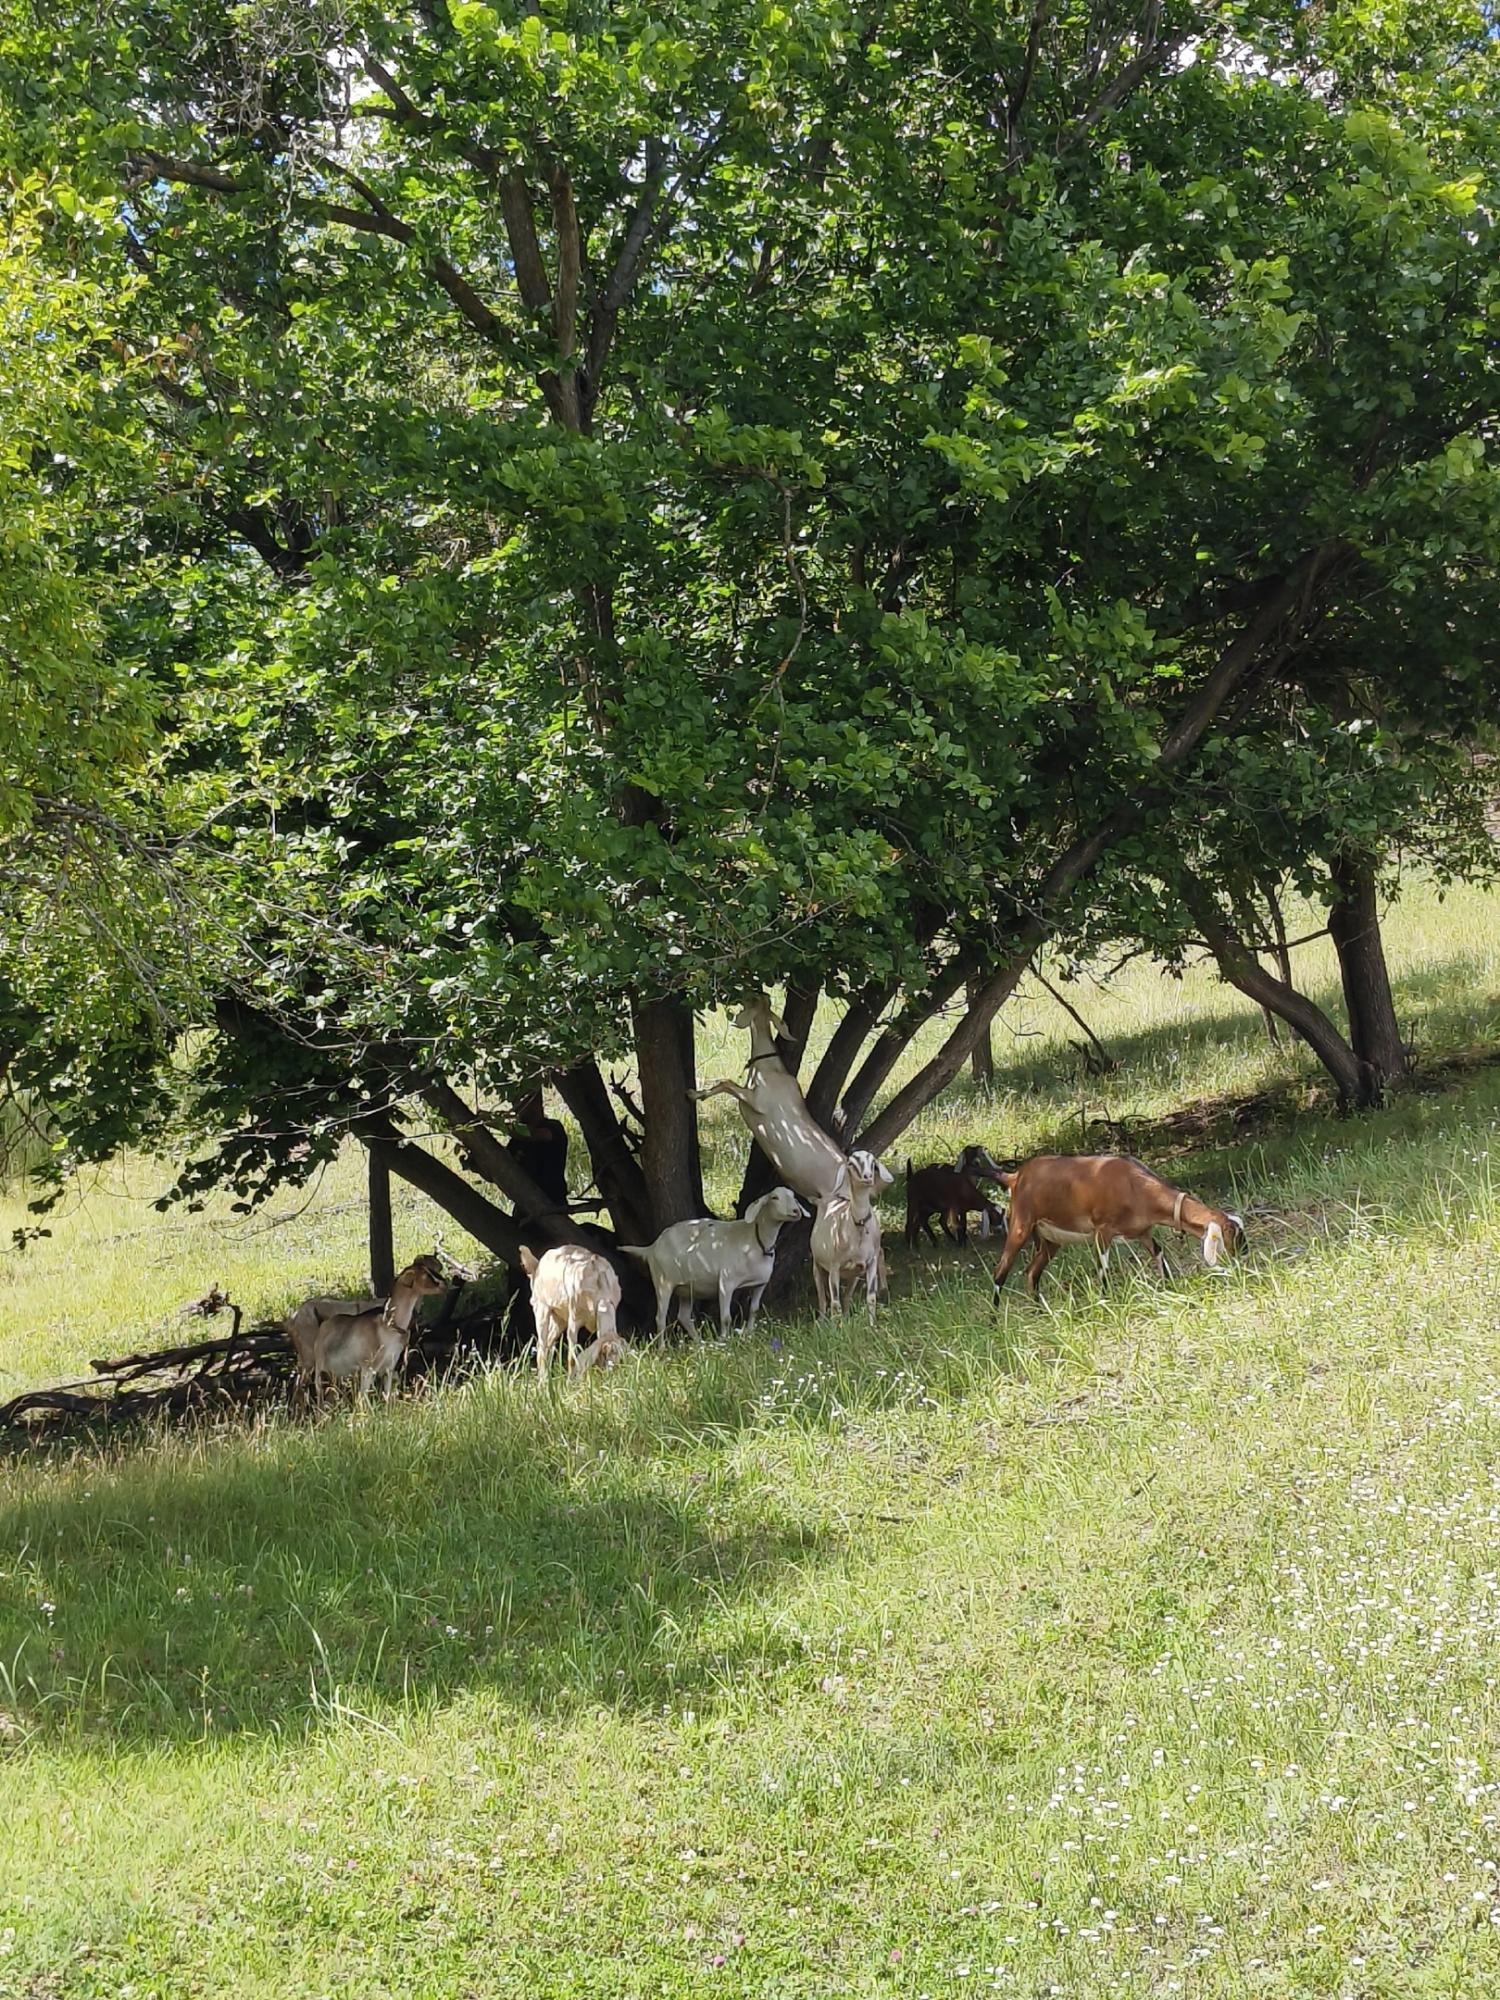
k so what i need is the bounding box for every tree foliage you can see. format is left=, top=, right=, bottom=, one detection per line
left=0, top=0, right=1495, bottom=1237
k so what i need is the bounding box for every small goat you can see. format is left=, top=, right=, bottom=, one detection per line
left=284, top=1287, right=378, bottom=1378
left=812, top=1149, right=893, bottom=1322
left=305, top=1256, right=449, bottom=1401
left=691, top=996, right=847, bottom=1203
left=520, top=1244, right=622, bottom=1379
left=991, top=1154, right=1246, bottom=1299
left=904, top=1144, right=1007, bottom=1249
left=622, top=1185, right=807, bottom=1339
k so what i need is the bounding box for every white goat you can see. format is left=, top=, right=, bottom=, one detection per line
left=691, top=996, right=847, bottom=1203
left=306, top=1257, right=449, bottom=1401
left=811, top=1148, right=893, bottom=1322
left=622, top=1185, right=808, bottom=1339
left=520, top=1244, right=622, bottom=1379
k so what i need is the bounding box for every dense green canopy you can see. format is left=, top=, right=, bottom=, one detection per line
left=0, top=0, right=1495, bottom=1239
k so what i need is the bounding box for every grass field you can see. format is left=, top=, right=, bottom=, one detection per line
left=3, top=879, right=1500, bottom=1997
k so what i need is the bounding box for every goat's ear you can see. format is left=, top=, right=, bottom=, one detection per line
left=769, top=1007, right=789, bottom=1038
left=519, top=1247, right=539, bottom=1276
left=1202, top=1221, right=1223, bottom=1267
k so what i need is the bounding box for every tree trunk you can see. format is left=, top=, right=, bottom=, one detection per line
left=841, top=960, right=966, bottom=1136
left=970, top=983, right=994, bottom=1087
left=368, top=1147, right=395, bottom=1297
left=1181, top=882, right=1375, bottom=1108
left=419, top=1075, right=591, bottom=1245
left=632, top=993, right=706, bottom=1228
left=552, top=1060, right=654, bottom=1244
left=361, top=1126, right=530, bottom=1263
left=1328, top=852, right=1408, bottom=1096
left=805, top=980, right=894, bottom=1129
left=856, top=541, right=1350, bottom=1155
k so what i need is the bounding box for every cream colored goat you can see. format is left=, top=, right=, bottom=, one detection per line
left=811, top=1148, right=893, bottom=1322
left=690, top=996, right=847, bottom=1202
left=622, top=1185, right=807, bottom=1338
left=520, top=1244, right=622, bottom=1379
left=306, top=1257, right=449, bottom=1401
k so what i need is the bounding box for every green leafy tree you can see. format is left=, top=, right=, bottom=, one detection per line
left=0, top=0, right=1495, bottom=1249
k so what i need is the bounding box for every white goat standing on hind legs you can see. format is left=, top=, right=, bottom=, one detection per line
left=689, top=995, right=848, bottom=1203
left=812, top=1149, right=894, bottom=1323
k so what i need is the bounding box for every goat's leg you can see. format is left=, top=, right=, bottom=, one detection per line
left=717, top=1277, right=735, bottom=1339
left=564, top=1309, right=582, bottom=1376
left=1024, top=1240, right=1059, bottom=1297
left=991, top=1226, right=1032, bottom=1302
left=536, top=1308, right=560, bottom=1379
left=688, top=1078, right=753, bottom=1108
left=1148, top=1231, right=1172, bottom=1281
left=813, top=1261, right=829, bottom=1316
left=743, top=1282, right=769, bottom=1334
left=864, top=1259, right=879, bottom=1324
left=1095, top=1235, right=1112, bottom=1286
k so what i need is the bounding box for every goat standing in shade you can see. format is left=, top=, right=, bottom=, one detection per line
left=905, top=1144, right=1007, bottom=1248
left=303, top=1256, right=450, bottom=1401
left=521, top=1244, right=622, bottom=1379
left=812, top=1149, right=893, bottom=1322
left=622, top=1186, right=808, bottom=1339
left=991, top=1154, right=1246, bottom=1299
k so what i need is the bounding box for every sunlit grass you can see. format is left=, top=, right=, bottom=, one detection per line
left=1, top=880, right=1500, bottom=1996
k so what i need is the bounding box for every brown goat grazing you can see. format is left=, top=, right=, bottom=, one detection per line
left=904, top=1144, right=1006, bottom=1249
left=991, top=1154, right=1245, bottom=1299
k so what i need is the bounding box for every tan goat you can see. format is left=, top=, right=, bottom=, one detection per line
left=991, top=1154, right=1246, bottom=1298
left=305, top=1256, right=449, bottom=1401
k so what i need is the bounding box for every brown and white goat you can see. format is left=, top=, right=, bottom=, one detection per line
left=905, top=1144, right=1007, bottom=1249
left=991, top=1154, right=1245, bottom=1299
left=691, top=995, right=848, bottom=1203
left=304, top=1256, right=450, bottom=1401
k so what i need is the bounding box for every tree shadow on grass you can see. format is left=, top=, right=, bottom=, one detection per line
left=919, top=950, right=1500, bottom=1139
left=0, top=1377, right=848, bottom=1751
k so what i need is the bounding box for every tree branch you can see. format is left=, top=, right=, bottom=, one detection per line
left=856, top=541, right=1353, bottom=1153
left=128, top=151, right=246, bottom=193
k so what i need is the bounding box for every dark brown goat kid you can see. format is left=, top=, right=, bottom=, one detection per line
left=991, top=1154, right=1245, bottom=1299
left=905, top=1144, right=1007, bottom=1249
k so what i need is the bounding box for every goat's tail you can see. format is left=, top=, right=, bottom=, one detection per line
left=618, top=1245, right=650, bottom=1262
left=904, top=1156, right=913, bottom=1182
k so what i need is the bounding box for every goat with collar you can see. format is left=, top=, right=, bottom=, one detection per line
left=305, top=1256, right=450, bottom=1401
left=811, top=1148, right=894, bottom=1323
left=622, top=1186, right=808, bottom=1339
left=991, top=1153, right=1246, bottom=1299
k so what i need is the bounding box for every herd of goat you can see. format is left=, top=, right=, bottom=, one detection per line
left=282, top=996, right=1247, bottom=1396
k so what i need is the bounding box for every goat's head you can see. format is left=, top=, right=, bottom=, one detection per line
left=845, top=1148, right=894, bottom=1192
left=750, top=1186, right=809, bottom=1226
left=957, top=1144, right=1005, bottom=1181
left=732, top=994, right=789, bottom=1039
left=397, top=1258, right=452, bottom=1301
left=1201, top=1208, right=1248, bottom=1267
